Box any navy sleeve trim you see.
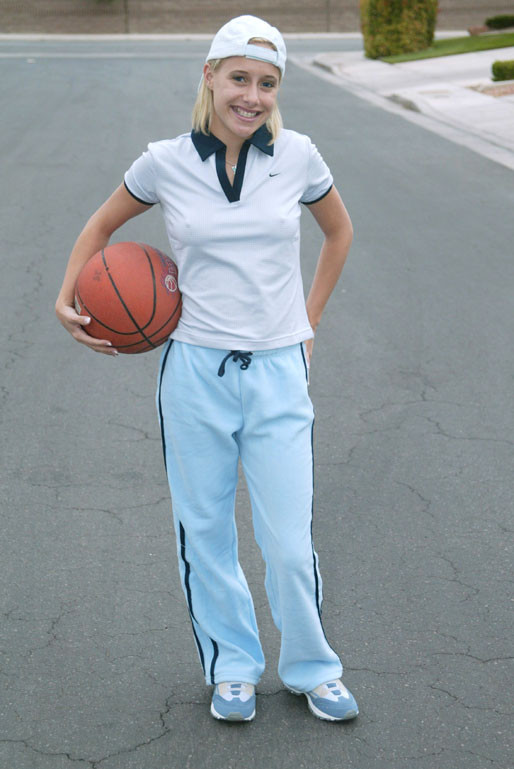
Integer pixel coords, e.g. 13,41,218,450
302,184,333,206
123,180,154,206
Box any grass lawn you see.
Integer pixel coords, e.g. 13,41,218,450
381,32,514,63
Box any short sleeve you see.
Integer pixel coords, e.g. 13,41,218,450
124,145,159,205
299,138,333,205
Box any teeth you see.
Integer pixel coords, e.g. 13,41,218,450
234,107,258,118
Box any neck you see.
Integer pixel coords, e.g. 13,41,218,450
215,133,244,160
225,142,244,162
208,118,247,160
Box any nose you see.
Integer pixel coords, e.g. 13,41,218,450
243,80,259,104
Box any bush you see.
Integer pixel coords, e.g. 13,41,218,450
485,15,514,30
360,0,438,59
492,59,514,80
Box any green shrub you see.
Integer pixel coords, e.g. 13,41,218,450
485,15,514,30
360,0,438,59
492,59,514,80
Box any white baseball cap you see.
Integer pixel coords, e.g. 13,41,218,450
205,15,287,77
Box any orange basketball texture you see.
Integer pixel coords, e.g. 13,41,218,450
75,242,182,354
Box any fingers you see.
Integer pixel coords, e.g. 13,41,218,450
72,326,119,356
56,304,118,356
304,338,314,366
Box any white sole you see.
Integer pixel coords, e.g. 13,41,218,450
286,686,358,721
210,701,255,721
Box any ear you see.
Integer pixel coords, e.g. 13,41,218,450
203,62,214,90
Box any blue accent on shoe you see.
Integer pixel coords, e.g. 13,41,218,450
210,683,256,721
287,680,359,721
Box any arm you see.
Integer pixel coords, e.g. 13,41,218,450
304,185,353,364
55,184,153,355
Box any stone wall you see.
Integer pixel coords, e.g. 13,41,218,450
0,0,512,34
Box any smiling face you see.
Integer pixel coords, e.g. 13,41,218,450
203,52,280,150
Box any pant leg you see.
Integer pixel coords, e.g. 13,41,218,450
238,344,343,692
156,340,265,685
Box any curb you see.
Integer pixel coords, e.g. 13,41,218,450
0,32,364,41
291,54,514,171
310,47,514,158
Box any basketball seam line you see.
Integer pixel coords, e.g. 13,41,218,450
101,246,157,348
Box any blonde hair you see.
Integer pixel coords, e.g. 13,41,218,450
191,38,283,144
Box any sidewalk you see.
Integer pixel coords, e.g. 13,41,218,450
312,42,514,156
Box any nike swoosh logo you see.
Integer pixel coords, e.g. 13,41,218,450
269,172,280,177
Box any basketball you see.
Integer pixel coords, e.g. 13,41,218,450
75,242,181,354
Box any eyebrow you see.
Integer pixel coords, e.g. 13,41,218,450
229,69,278,83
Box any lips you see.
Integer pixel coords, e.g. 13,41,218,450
231,105,261,121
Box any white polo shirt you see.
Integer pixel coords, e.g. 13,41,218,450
124,125,333,351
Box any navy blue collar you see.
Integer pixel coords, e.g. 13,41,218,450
191,124,274,160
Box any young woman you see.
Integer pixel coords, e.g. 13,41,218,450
55,15,357,723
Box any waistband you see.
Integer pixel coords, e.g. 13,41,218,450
172,340,303,358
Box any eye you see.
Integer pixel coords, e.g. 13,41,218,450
261,80,277,89
232,75,246,83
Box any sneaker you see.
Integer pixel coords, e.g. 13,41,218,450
287,679,358,721
210,682,256,721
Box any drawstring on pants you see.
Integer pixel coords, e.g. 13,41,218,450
218,350,253,377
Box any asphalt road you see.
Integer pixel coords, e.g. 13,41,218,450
1,38,513,769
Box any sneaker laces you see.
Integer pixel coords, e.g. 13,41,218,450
217,682,255,701
312,680,350,701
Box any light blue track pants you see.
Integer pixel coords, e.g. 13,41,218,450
156,340,343,691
